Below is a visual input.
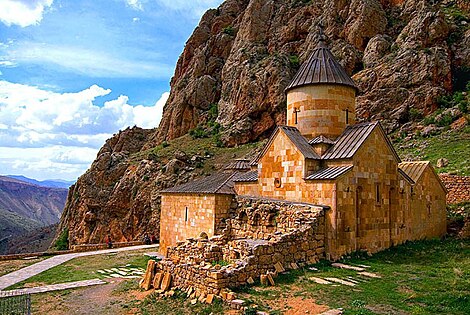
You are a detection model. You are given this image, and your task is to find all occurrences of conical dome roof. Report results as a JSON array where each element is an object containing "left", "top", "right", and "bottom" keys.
[{"left": 285, "top": 40, "right": 357, "bottom": 92}]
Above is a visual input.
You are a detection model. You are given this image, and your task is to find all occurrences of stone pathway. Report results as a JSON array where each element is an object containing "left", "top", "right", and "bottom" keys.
[
  {"left": 96, "top": 266, "right": 145, "bottom": 279},
  {"left": 0, "top": 279, "right": 107, "bottom": 297},
  {"left": 307, "top": 263, "right": 381, "bottom": 288},
  {"left": 0, "top": 244, "right": 158, "bottom": 291}
]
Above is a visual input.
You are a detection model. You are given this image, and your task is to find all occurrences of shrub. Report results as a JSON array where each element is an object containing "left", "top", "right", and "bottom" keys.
[
  {"left": 161, "top": 141, "right": 169, "bottom": 148},
  {"left": 436, "top": 113, "right": 453, "bottom": 127},
  {"left": 54, "top": 228, "right": 69, "bottom": 251},
  {"left": 409, "top": 108, "right": 422, "bottom": 121},
  {"left": 223, "top": 25, "right": 235, "bottom": 36},
  {"left": 189, "top": 126, "right": 208, "bottom": 139},
  {"left": 289, "top": 55, "right": 300, "bottom": 68}
]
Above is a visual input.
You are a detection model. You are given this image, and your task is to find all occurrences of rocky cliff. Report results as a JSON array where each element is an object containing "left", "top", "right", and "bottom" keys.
[
  {"left": 55, "top": 0, "right": 469, "bottom": 246},
  {"left": 152, "top": 0, "right": 469, "bottom": 146}
]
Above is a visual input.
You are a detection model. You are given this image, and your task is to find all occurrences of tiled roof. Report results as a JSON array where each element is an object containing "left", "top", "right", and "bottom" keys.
[
  {"left": 305, "top": 165, "right": 353, "bottom": 180},
  {"left": 398, "top": 161, "right": 429, "bottom": 183},
  {"left": 309, "top": 135, "right": 335, "bottom": 145},
  {"left": 224, "top": 159, "right": 251, "bottom": 171},
  {"left": 233, "top": 170, "right": 258, "bottom": 182},
  {"left": 322, "top": 122, "right": 400, "bottom": 162},
  {"left": 285, "top": 40, "right": 357, "bottom": 92},
  {"left": 161, "top": 172, "right": 237, "bottom": 195}
]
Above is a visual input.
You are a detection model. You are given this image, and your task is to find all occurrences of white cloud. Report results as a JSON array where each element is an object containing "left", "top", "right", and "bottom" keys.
[
  {"left": 126, "top": 0, "right": 144, "bottom": 11},
  {"left": 156, "top": 0, "right": 223, "bottom": 16},
  {"left": 0, "top": 80, "right": 169, "bottom": 180},
  {"left": 0, "top": 0, "right": 54, "bottom": 27},
  {"left": 3, "top": 42, "right": 173, "bottom": 78}
]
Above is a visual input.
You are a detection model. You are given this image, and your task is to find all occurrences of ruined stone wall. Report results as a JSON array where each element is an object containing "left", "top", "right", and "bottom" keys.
[
  {"left": 439, "top": 174, "right": 470, "bottom": 204},
  {"left": 155, "top": 197, "right": 326, "bottom": 296},
  {"left": 287, "top": 85, "right": 356, "bottom": 140},
  {"left": 159, "top": 193, "right": 233, "bottom": 255}
]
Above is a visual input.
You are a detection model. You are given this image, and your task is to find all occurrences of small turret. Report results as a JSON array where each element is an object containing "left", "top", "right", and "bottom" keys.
[{"left": 285, "top": 24, "right": 357, "bottom": 140}]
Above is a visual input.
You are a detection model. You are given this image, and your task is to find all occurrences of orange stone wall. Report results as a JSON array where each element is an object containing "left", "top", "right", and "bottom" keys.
[
  {"left": 257, "top": 130, "right": 319, "bottom": 201},
  {"left": 159, "top": 193, "right": 233, "bottom": 255},
  {"left": 234, "top": 181, "right": 260, "bottom": 197},
  {"left": 325, "top": 128, "right": 400, "bottom": 259},
  {"left": 286, "top": 85, "right": 356, "bottom": 140}
]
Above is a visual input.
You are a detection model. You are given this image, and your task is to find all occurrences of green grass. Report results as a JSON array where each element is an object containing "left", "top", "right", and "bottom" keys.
[
  {"left": 231, "top": 238, "right": 470, "bottom": 314},
  {"left": 6, "top": 249, "right": 152, "bottom": 290},
  {"left": 131, "top": 134, "right": 264, "bottom": 175},
  {"left": 394, "top": 126, "right": 470, "bottom": 175},
  {"left": 139, "top": 291, "right": 227, "bottom": 315}
]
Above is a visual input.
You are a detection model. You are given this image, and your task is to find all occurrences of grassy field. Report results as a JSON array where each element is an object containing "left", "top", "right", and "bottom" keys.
[
  {"left": 3, "top": 238, "right": 468, "bottom": 314},
  {"left": 6, "top": 249, "right": 152, "bottom": 290},
  {"left": 0, "top": 256, "right": 47, "bottom": 277},
  {"left": 137, "top": 238, "right": 469, "bottom": 315},
  {"left": 394, "top": 126, "right": 470, "bottom": 176}
]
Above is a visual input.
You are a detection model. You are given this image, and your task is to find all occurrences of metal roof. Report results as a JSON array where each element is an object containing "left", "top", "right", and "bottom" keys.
[
  {"left": 252, "top": 126, "right": 320, "bottom": 165},
  {"left": 305, "top": 165, "right": 353, "bottom": 180},
  {"left": 285, "top": 40, "right": 357, "bottom": 92},
  {"left": 398, "top": 161, "right": 429, "bottom": 183},
  {"left": 233, "top": 170, "right": 258, "bottom": 182},
  {"left": 309, "top": 135, "right": 335, "bottom": 145},
  {"left": 322, "top": 121, "right": 400, "bottom": 162},
  {"left": 224, "top": 159, "right": 251, "bottom": 171},
  {"left": 398, "top": 168, "right": 415, "bottom": 184},
  {"left": 280, "top": 126, "right": 320, "bottom": 159},
  {"left": 161, "top": 172, "right": 237, "bottom": 195}
]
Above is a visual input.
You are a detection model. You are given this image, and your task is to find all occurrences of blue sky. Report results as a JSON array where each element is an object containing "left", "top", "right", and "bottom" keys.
[{"left": 0, "top": 0, "right": 224, "bottom": 181}]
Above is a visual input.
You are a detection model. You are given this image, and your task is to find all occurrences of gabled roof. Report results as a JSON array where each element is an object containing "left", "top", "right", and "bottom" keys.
[
  {"left": 398, "top": 161, "right": 430, "bottom": 183},
  {"left": 398, "top": 168, "right": 415, "bottom": 185},
  {"left": 285, "top": 40, "right": 357, "bottom": 92},
  {"left": 399, "top": 161, "right": 447, "bottom": 192},
  {"left": 224, "top": 159, "right": 251, "bottom": 171},
  {"left": 309, "top": 135, "right": 335, "bottom": 145},
  {"left": 305, "top": 165, "right": 353, "bottom": 180},
  {"left": 233, "top": 170, "right": 258, "bottom": 182},
  {"left": 161, "top": 172, "right": 237, "bottom": 195},
  {"left": 322, "top": 121, "right": 401, "bottom": 162},
  {"left": 252, "top": 126, "right": 320, "bottom": 165}
]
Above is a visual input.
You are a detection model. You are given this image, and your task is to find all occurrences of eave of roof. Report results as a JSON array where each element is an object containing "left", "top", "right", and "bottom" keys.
[
  {"left": 322, "top": 121, "right": 401, "bottom": 162},
  {"left": 233, "top": 170, "right": 258, "bottom": 182},
  {"left": 160, "top": 172, "right": 237, "bottom": 195},
  {"left": 305, "top": 165, "right": 353, "bottom": 180}
]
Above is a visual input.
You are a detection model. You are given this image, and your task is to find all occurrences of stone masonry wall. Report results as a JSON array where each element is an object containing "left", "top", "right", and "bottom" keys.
[
  {"left": 439, "top": 174, "right": 470, "bottom": 204},
  {"left": 153, "top": 197, "right": 325, "bottom": 297}
]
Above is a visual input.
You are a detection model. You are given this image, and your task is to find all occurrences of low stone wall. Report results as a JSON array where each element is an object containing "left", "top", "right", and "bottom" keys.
[
  {"left": 440, "top": 174, "right": 470, "bottom": 204},
  {"left": 71, "top": 241, "right": 145, "bottom": 252},
  {"left": 151, "top": 197, "right": 326, "bottom": 298}
]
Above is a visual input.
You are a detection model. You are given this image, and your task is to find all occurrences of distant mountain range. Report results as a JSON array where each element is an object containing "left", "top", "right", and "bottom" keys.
[
  {"left": 0, "top": 176, "right": 69, "bottom": 254},
  {"left": 6, "top": 175, "right": 75, "bottom": 189}
]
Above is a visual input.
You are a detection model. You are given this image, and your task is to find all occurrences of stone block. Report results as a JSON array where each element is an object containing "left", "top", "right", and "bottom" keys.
[
  {"left": 260, "top": 274, "right": 268, "bottom": 286},
  {"left": 247, "top": 277, "right": 255, "bottom": 284},
  {"left": 139, "top": 260, "right": 156, "bottom": 291},
  {"left": 267, "top": 273, "right": 275, "bottom": 286},
  {"left": 206, "top": 294, "right": 215, "bottom": 304},
  {"left": 152, "top": 272, "right": 163, "bottom": 289},
  {"left": 274, "top": 262, "right": 285, "bottom": 273},
  {"left": 160, "top": 272, "right": 172, "bottom": 291}
]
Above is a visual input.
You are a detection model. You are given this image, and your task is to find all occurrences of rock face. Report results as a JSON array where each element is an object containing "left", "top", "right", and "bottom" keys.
[
  {"left": 55, "top": 0, "right": 469, "bottom": 246},
  {"left": 153, "top": 0, "right": 468, "bottom": 145}
]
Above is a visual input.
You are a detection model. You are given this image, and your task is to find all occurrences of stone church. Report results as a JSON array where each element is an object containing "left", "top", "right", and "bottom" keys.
[{"left": 159, "top": 35, "right": 447, "bottom": 260}]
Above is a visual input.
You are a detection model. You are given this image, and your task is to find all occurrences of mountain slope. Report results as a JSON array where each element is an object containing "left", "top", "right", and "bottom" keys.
[
  {"left": 6, "top": 175, "right": 74, "bottom": 189},
  {"left": 0, "top": 176, "right": 68, "bottom": 249}
]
